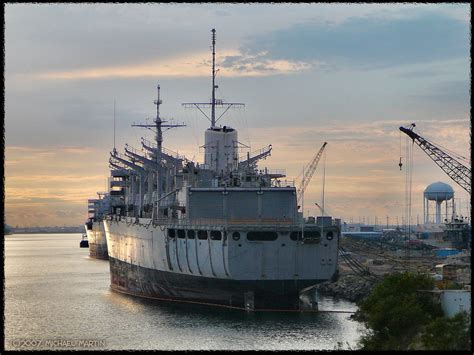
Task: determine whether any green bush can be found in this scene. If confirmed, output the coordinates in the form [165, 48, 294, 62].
[421, 311, 471, 350]
[356, 272, 443, 350]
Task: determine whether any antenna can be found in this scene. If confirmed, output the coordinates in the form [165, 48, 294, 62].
[113, 99, 116, 151]
[211, 28, 216, 128]
[182, 29, 244, 127]
[132, 84, 186, 157]
[132, 85, 186, 219]
[131, 84, 186, 206]
[322, 149, 326, 217]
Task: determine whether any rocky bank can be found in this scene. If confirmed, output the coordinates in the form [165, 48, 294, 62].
[316, 274, 380, 303]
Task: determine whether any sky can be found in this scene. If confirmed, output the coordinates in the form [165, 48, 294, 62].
[4, 3, 471, 227]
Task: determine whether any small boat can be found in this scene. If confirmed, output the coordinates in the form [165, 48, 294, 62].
[80, 233, 89, 248]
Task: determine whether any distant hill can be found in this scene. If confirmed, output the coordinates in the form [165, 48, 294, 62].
[5, 224, 13, 235]
[8, 226, 84, 234]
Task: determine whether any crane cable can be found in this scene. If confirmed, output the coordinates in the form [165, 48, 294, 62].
[403, 135, 414, 262]
[399, 130, 403, 170]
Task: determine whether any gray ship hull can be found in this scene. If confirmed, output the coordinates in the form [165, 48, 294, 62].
[85, 221, 108, 260]
[109, 257, 324, 310]
[104, 217, 339, 311]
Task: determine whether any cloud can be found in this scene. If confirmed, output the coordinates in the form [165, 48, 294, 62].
[5, 4, 212, 74]
[239, 10, 469, 70]
[7, 145, 94, 154]
[5, 4, 470, 226]
[5, 117, 470, 226]
[408, 79, 470, 105]
[219, 51, 315, 76]
[215, 9, 231, 17]
[34, 50, 313, 80]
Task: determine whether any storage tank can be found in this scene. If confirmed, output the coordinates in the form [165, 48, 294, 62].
[423, 182, 454, 224]
[204, 126, 238, 173]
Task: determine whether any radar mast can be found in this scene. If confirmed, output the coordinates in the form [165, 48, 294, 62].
[182, 28, 245, 128]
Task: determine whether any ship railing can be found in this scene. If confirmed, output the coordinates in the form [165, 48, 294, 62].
[140, 138, 159, 159]
[125, 144, 153, 160]
[162, 146, 187, 161]
[108, 215, 311, 229]
[111, 150, 135, 164]
[239, 145, 271, 162]
[141, 137, 187, 161]
[141, 137, 156, 149]
[163, 217, 296, 229]
[196, 163, 211, 170]
[271, 179, 295, 187]
[263, 168, 286, 175]
[125, 143, 143, 155]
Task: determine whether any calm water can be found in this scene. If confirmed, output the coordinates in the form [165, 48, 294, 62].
[5, 233, 365, 350]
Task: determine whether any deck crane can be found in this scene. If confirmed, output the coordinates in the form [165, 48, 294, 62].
[296, 142, 327, 207]
[399, 123, 471, 194]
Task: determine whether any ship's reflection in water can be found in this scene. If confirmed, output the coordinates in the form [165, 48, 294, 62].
[5, 234, 364, 350]
[106, 292, 363, 350]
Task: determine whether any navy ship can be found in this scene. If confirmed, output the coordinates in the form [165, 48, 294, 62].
[103, 29, 340, 311]
[84, 193, 110, 259]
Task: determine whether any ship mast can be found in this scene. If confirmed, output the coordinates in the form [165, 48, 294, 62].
[211, 29, 217, 128]
[155, 85, 164, 206]
[132, 84, 185, 159]
[155, 85, 163, 159]
[131, 84, 185, 217]
[182, 28, 244, 128]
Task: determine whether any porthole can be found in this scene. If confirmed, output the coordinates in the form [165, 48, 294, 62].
[326, 231, 334, 240]
[210, 231, 222, 240]
[247, 231, 278, 241]
[198, 230, 208, 240]
[290, 231, 301, 241]
[232, 232, 241, 241]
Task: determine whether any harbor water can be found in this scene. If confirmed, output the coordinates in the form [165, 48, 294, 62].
[5, 233, 365, 350]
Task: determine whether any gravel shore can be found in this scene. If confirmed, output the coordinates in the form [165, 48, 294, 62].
[316, 274, 379, 303]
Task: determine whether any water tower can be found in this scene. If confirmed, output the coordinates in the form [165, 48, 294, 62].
[423, 181, 454, 224]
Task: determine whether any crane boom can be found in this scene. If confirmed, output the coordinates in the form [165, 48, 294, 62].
[399, 124, 471, 194]
[297, 142, 327, 205]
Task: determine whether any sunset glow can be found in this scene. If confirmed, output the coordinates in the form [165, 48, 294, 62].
[5, 3, 470, 227]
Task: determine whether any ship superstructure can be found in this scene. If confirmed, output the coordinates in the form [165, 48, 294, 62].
[103, 29, 340, 310]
